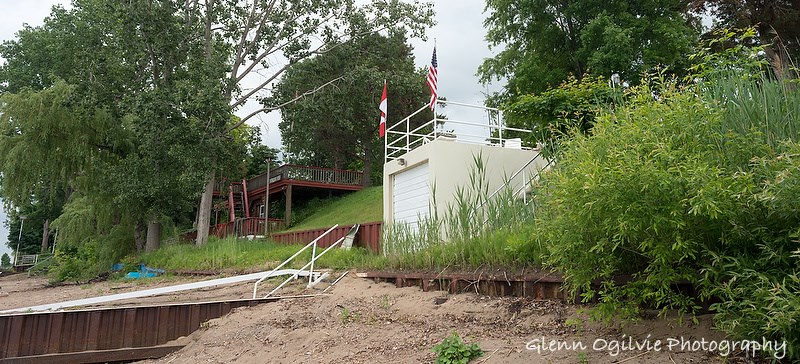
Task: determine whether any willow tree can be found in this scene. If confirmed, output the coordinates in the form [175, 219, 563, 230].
[0, 0, 231, 252]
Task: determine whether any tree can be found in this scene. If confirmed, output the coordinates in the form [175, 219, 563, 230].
[244, 134, 281, 179]
[503, 75, 622, 154]
[270, 33, 429, 186]
[0, 0, 232, 255]
[1, 253, 10, 268]
[189, 0, 434, 245]
[479, 0, 700, 99]
[690, 0, 800, 78]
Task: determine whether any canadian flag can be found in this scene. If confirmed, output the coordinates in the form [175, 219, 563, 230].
[379, 81, 387, 138]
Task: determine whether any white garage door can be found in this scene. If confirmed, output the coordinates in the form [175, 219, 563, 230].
[392, 162, 430, 230]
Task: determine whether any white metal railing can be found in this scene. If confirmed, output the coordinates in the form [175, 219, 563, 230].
[252, 224, 345, 299]
[384, 100, 532, 163]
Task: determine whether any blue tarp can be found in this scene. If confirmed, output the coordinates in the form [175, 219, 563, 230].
[125, 264, 165, 279]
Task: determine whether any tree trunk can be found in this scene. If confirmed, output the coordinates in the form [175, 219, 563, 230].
[40, 219, 50, 253]
[134, 221, 146, 251]
[362, 142, 373, 187]
[195, 170, 215, 246]
[145, 218, 161, 252]
[362, 159, 372, 187]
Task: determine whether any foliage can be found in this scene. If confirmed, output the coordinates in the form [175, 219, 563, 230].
[271, 32, 429, 186]
[503, 75, 622, 154]
[690, 0, 800, 60]
[51, 240, 105, 283]
[480, 0, 699, 99]
[243, 133, 281, 179]
[4, 205, 51, 256]
[537, 78, 718, 317]
[687, 27, 771, 82]
[532, 67, 800, 359]
[1, 253, 10, 268]
[432, 332, 483, 364]
[0, 0, 233, 255]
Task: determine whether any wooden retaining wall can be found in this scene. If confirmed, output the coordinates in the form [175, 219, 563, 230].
[270, 221, 382, 253]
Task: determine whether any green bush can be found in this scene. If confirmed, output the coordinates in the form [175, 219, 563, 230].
[533, 72, 800, 359]
[432, 332, 483, 364]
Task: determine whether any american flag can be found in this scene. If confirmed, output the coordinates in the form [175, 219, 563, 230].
[426, 47, 438, 111]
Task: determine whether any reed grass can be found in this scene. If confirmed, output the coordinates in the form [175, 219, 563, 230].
[378, 154, 546, 270]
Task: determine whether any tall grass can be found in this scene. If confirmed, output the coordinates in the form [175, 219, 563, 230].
[704, 75, 800, 150]
[378, 154, 547, 270]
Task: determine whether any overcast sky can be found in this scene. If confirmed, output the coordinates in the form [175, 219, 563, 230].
[0, 0, 502, 258]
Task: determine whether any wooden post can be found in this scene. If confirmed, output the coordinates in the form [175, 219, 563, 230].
[284, 185, 292, 225]
[40, 219, 50, 253]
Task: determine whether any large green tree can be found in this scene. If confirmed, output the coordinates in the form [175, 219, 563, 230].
[1, 0, 435, 256]
[0, 0, 231, 255]
[188, 0, 434, 246]
[270, 33, 429, 186]
[479, 0, 700, 99]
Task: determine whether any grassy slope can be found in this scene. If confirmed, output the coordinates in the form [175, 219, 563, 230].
[287, 186, 383, 232]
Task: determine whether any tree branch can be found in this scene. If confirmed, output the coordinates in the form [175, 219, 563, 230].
[230, 63, 290, 109]
[226, 74, 344, 132]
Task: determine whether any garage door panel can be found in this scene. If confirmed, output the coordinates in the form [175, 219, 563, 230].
[393, 163, 430, 229]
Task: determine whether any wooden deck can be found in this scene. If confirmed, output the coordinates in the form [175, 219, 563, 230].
[212, 164, 364, 233]
[245, 164, 363, 196]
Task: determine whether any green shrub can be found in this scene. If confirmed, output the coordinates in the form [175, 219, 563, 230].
[533, 71, 800, 360]
[432, 332, 483, 364]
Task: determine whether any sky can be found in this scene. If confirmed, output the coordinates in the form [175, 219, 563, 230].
[0, 0, 502, 258]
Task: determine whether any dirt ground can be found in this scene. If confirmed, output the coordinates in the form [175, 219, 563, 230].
[0, 271, 755, 363]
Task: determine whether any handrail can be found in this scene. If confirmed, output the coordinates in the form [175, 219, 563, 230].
[485, 151, 543, 203]
[384, 100, 533, 163]
[261, 234, 347, 298]
[479, 154, 555, 226]
[252, 224, 338, 299]
[220, 164, 363, 194]
[514, 157, 555, 200]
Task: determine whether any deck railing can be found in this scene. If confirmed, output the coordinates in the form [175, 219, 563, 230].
[384, 100, 532, 163]
[214, 165, 363, 194]
[247, 164, 362, 191]
[210, 217, 286, 239]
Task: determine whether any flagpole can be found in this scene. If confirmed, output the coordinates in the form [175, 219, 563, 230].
[383, 79, 387, 164]
[433, 38, 436, 117]
[432, 39, 437, 136]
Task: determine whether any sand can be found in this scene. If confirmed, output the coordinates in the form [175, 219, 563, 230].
[0, 271, 750, 363]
